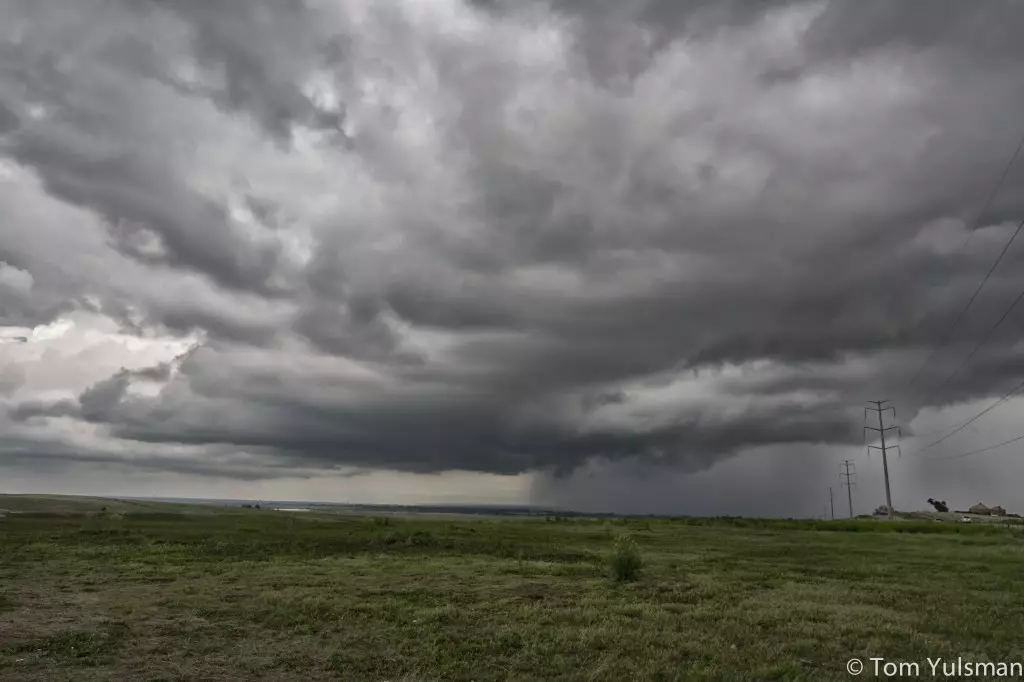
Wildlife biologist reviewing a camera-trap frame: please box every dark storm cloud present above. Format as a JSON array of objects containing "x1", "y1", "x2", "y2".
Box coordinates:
[
  {"x1": 8, "y1": 398, "x2": 79, "y2": 422},
  {"x1": 3, "y1": 0, "x2": 1024, "y2": 487},
  {"x1": 0, "y1": 430, "x2": 315, "y2": 482},
  {"x1": 131, "y1": 361, "x2": 174, "y2": 383},
  {"x1": 78, "y1": 370, "x2": 132, "y2": 421},
  {"x1": 9, "y1": 130, "x2": 285, "y2": 296},
  {"x1": 137, "y1": 0, "x2": 347, "y2": 141},
  {"x1": 803, "y1": 0, "x2": 1024, "y2": 65},
  {"x1": 0, "y1": 257, "x2": 74, "y2": 328}
]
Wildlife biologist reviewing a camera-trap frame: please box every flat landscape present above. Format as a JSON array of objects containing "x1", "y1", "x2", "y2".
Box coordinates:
[{"x1": 1, "y1": 496, "x2": 1023, "y2": 681}]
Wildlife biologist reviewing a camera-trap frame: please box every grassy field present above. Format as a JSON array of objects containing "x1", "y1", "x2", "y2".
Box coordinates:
[
  {"x1": 0, "y1": 494, "x2": 223, "y2": 515},
  {"x1": 1, "y1": 497, "x2": 1023, "y2": 680}
]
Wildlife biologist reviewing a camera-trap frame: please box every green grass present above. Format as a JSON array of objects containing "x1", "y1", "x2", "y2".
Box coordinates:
[
  {"x1": 0, "y1": 494, "x2": 221, "y2": 516},
  {"x1": 608, "y1": 533, "x2": 643, "y2": 582},
  {"x1": 1, "y1": 499, "x2": 1023, "y2": 680}
]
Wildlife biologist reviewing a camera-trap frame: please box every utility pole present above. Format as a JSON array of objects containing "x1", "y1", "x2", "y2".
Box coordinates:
[
  {"x1": 840, "y1": 460, "x2": 856, "y2": 518},
  {"x1": 864, "y1": 400, "x2": 901, "y2": 521},
  {"x1": 829, "y1": 487, "x2": 835, "y2": 520}
]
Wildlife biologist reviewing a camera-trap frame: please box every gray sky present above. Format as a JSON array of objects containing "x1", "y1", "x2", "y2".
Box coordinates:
[{"x1": 3, "y1": 0, "x2": 1024, "y2": 516}]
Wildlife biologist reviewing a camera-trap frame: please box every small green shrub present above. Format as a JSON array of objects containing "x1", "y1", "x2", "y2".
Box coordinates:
[
  {"x1": 609, "y1": 533, "x2": 643, "y2": 582},
  {"x1": 406, "y1": 530, "x2": 434, "y2": 547}
]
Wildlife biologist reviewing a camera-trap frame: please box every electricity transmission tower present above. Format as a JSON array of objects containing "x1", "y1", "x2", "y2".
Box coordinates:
[
  {"x1": 864, "y1": 400, "x2": 901, "y2": 521},
  {"x1": 840, "y1": 460, "x2": 856, "y2": 518}
]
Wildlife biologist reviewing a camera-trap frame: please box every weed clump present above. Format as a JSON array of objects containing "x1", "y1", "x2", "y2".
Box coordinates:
[{"x1": 609, "y1": 533, "x2": 643, "y2": 582}]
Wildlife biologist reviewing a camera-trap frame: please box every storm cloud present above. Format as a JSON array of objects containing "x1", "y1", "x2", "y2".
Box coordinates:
[{"x1": 3, "y1": 0, "x2": 1024, "y2": 512}]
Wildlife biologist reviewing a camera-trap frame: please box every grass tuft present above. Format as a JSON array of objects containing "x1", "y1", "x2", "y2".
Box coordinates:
[{"x1": 609, "y1": 533, "x2": 644, "y2": 582}]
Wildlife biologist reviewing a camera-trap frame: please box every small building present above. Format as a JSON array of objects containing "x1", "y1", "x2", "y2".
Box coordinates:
[
  {"x1": 990, "y1": 505, "x2": 1007, "y2": 516},
  {"x1": 969, "y1": 503, "x2": 991, "y2": 516}
]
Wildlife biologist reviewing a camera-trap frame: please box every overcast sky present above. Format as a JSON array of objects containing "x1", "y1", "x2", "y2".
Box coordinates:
[{"x1": 3, "y1": 0, "x2": 1024, "y2": 516}]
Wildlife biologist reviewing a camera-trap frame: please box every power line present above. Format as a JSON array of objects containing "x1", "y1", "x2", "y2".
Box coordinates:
[
  {"x1": 956, "y1": 131, "x2": 1024, "y2": 254},
  {"x1": 915, "y1": 215, "x2": 1024, "y2": 404},
  {"x1": 905, "y1": 216, "x2": 1024, "y2": 391},
  {"x1": 882, "y1": 129, "x2": 1024, "y2": 330},
  {"x1": 927, "y1": 431, "x2": 1024, "y2": 464},
  {"x1": 904, "y1": 226, "x2": 1024, "y2": 456},
  {"x1": 819, "y1": 126, "x2": 1024, "y2": 407},
  {"x1": 906, "y1": 415, "x2": 979, "y2": 440},
  {"x1": 913, "y1": 375, "x2": 1024, "y2": 455},
  {"x1": 900, "y1": 128, "x2": 1024, "y2": 393}
]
